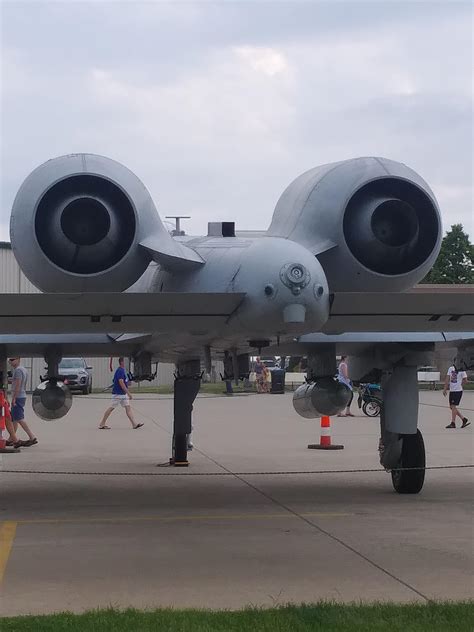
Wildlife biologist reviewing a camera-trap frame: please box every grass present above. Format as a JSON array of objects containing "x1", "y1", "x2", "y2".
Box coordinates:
[{"x1": 2, "y1": 602, "x2": 473, "y2": 632}]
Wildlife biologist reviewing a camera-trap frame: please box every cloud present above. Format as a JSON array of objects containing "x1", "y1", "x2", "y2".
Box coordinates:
[
  {"x1": 1, "y1": 1, "x2": 472, "y2": 241},
  {"x1": 233, "y1": 46, "x2": 290, "y2": 76}
]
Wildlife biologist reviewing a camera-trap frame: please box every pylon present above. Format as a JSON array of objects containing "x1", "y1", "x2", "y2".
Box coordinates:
[{"x1": 308, "y1": 415, "x2": 344, "y2": 450}]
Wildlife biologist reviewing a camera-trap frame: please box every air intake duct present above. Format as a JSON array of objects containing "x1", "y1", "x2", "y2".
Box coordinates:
[{"x1": 343, "y1": 178, "x2": 439, "y2": 276}]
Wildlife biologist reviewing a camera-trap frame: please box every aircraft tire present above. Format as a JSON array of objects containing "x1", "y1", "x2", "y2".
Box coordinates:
[{"x1": 391, "y1": 430, "x2": 425, "y2": 494}]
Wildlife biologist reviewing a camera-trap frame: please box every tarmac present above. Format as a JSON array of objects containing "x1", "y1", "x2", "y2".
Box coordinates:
[{"x1": 0, "y1": 390, "x2": 472, "y2": 616}]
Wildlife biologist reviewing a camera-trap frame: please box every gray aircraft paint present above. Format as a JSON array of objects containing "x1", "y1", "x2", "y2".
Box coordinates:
[
  {"x1": 5, "y1": 152, "x2": 472, "y2": 435},
  {"x1": 268, "y1": 157, "x2": 441, "y2": 292},
  {"x1": 10, "y1": 154, "x2": 203, "y2": 294}
]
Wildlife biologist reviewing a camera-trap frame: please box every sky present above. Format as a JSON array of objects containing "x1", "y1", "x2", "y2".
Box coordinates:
[{"x1": 1, "y1": 1, "x2": 472, "y2": 242}]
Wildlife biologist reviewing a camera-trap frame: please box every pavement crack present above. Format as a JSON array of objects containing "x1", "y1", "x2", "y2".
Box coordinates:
[{"x1": 195, "y1": 446, "x2": 432, "y2": 603}]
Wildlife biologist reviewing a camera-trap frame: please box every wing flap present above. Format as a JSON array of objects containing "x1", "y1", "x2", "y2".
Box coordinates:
[{"x1": 324, "y1": 288, "x2": 474, "y2": 333}]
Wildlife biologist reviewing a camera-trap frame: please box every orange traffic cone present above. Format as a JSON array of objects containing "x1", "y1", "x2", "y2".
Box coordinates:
[{"x1": 308, "y1": 415, "x2": 344, "y2": 450}]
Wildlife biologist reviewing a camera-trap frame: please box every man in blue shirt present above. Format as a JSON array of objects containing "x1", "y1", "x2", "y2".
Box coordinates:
[{"x1": 99, "y1": 357, "x2": 144, "y2": 430}]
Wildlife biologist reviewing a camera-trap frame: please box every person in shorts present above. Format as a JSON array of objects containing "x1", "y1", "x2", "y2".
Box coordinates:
[
  {"x1": 443, "y1": 364, "x2": 469, "y2": 429},
  {"x1": 337, "y1": 355, "x2": 354, "y2": 417},
  {"x1": 99, "y1": 357, "x2": 143, "y2": 429},
  {"x1": 8, "y1": 358, "x2": 37, "y2": 446},
  {"x1": 255, "y1": 358, "x2": 268, "y2": 394},
  {"x1": 2, "y1": 391, "x2": 22, "y2": 449}
]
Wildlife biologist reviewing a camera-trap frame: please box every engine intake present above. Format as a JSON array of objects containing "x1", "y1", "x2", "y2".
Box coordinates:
[
  {"x1": 35, "y1": 174, "x2": 137, "y2": 276},
  {"x1": 343, "y1": 179, "x2": 439, "y2": 276}
]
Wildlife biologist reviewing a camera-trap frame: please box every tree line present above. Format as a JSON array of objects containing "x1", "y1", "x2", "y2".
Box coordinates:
[{"x1": 423, "y1": 224, "x2": 474, "y2": 284}]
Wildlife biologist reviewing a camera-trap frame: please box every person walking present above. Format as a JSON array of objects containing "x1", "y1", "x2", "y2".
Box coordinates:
[
  {"x1": 444, "y1": 363, "x2": 470, "y2": 428},
  {"x1": 337, "y1": 355, "x2": 354, "y2": 417},
  {"x1": 223, "y1": 351, "x2": 234, "y2": 395},
  {"x1": 8, "y1": 358, "x2": 37, "y2": 446},
  {"x1": 99, "y1": 357, "x2": 144, "y2": 430},
  {"x1": 254, "y1": 358, "x2": 267, "y2": 394},
  {"x1": 2, "y1": 390, "x2": 22, "y2": 449}
]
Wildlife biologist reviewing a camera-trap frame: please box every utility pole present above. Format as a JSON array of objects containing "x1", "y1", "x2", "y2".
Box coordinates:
[{"x1": 165, "y1": 216, "x2": 191, "y2": 237}]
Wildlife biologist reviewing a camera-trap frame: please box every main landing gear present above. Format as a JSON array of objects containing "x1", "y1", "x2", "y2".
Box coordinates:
[
  {"x1": 390, "y1": 430, "x2": 426, "y2": 494},
  {"x1": 170, "y1": 360, "x2": 201, "y2": 467},
  {"x1": 379, "y1": 365, "x2": 426, "y2": 494}
]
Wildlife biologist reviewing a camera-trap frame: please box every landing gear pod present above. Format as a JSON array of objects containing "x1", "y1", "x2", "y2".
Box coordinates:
[
  {"x1": 293, "y1": 378, "x2": 351, "y2": 419},
  {"x1": 32, "y1": 381, "x2": 72, "y2": 420}
]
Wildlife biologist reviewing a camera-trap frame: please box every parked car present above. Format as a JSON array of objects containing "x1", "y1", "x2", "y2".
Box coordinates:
[{"x1": 43, "y1": 358, "x2": 93, "y2": 394}]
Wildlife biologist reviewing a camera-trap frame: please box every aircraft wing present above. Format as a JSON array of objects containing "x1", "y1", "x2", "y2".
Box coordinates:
[
  {"x1": 0, "y1": 333, "x2": 151, "y2": 357},
  {"x1": 0, "y1": 292, "x2": 246, "y2": 334},
  {"x1": 298, "y1": 332, "x2": 474, "y2": 345},
  {"x1": 267, "y1": 331, "x2": 474, "y2": 355},
  {"x1": 324, "y1": 286, "x2": 474, "y2": 333}
]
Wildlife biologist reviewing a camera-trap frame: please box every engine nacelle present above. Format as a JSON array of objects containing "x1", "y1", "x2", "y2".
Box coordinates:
[
  {"x1": 268, "y1": 157, "x2": 442, "y2": 292},
  {"x1": 10, "y1": 154, "x2": 194, "y2": 292},
  {"x1": 293, "y1": 378, "x2": 351, "y2": 419},
  {"x1": 32, "y1": 381, "x2": 72, "y2": 420}
]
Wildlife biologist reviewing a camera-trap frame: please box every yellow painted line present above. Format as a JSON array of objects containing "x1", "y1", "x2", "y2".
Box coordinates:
[
  {"x1": 0, "y1": 521, "x2": 17, "y2": 584},
  {"x1": 15, "y1": 512, "x2": 353, "y2": 526}
]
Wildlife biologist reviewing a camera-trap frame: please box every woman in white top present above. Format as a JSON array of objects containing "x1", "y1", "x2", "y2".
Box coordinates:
[
  {"x1": 443, "y1": 365, "x2": 469, "y2": 429},
  {"x1": 337, "y1": 356, "x2": 354, "y2": 417}
]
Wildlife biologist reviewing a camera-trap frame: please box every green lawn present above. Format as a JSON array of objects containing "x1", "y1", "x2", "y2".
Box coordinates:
[{"x1": 2, "y1": 602, "x2": 473, "y2": 632}]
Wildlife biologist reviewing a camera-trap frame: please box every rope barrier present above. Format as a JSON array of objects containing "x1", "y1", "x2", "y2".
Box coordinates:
[
  {"x1": 2, "y1": 396, "x2": 472, "y2": 477},
  {"x1": 0, "y1": 465, "x2": 472, "y2": 476},
  {"x1": 78, "y1": 394, "x2": 474, "y2": 413}
]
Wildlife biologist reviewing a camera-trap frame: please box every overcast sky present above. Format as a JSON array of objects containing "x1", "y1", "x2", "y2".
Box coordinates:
[{"x1": 1, "y1": 1, "x2": 472, "y2": 242}]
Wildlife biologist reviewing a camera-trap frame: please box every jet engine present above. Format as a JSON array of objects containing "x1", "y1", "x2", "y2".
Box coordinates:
[
  {"x1": 268, "y1": 157, "x2": 442, "y2": 292},
  {"x1": 293, "y1": 378, "x2": 351, "y2": 419},
  {"x1": 10, "y1": 154, "x2": 202, "y2": 292}
]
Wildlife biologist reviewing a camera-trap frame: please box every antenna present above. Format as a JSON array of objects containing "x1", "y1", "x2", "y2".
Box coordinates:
[{"x1": 165, "y1": 216, "x2": 191, "y2": 236}]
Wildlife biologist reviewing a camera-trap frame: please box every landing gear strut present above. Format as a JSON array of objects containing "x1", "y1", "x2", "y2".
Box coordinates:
[
  {"x1": 379, "y1": 364, "x2": 426, "y2": 494},
  {"x1": 171, "y1": 360, "x2": 201, "y2": 467}
]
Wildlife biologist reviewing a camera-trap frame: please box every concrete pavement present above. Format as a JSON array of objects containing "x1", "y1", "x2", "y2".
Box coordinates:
[{"x1": 0, "y1": 390, "x2": 472, "y2": 615}]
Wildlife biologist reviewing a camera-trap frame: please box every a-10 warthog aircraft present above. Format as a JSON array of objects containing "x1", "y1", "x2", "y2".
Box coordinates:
[{"x1": 1, "y1": 153, "x2": 473, "y2": 492}]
